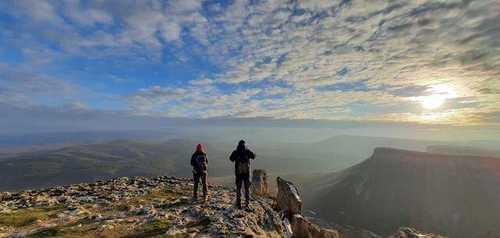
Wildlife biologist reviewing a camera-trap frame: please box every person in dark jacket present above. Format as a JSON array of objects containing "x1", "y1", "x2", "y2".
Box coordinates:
[
  {"x1": 229, "y1": 140, "x2": 256, "y2": 209},
  {"x1": 191, "y1": 144, "x2": 208, "y2": 202}
]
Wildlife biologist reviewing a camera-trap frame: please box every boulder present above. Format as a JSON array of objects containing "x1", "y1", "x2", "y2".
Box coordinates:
[
  {"x1": 320, "y1": 229, "x2": 340, "y2": 238},
  {"x1": 277, "y1": 177, "x2": 302, "y2": 217},
  {"x1": 251, "y1": 169, "x2": 269, "y2": 196},
  {"x1": 290, "y1": 214, "x2": 339, "y2": 238},
  {"x1": 389, "y1": 227, "x2": 445, "y2": 238},
  {"x1": 290, "y1": 214, "x2": 316, "y2": 238},
  {"x1": 334, "y1": 225, "x2": 381, "y2": 238},
  {"x1": 0, "y1": 192, "x2": 12, "y2": 201}
]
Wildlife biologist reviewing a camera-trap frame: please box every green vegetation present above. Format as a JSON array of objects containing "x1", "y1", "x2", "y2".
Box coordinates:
[
  {"x1": 134, "y1": 219, "x2": 172, "y2": 237},
  {"x1": 25, "y1": 228, "x2": 59, "y2": 238},
  {"x1": 0, "y1": 206, "x2": 62, "y2": 227},
  {"x1": 0, "y1": 211, "x2": 40, "y2": 227},
  {"x1": 117, "y1": 188, "x2": 178, "y2": 208}
]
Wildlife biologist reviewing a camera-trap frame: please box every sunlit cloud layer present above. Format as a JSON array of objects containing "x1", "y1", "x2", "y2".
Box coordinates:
[{"x1": 0, "y1": 0, "x2": 499, "y2": 125}]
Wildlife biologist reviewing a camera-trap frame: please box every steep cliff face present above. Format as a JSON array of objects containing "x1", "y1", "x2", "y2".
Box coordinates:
[
  {"x1": 0, "y1": 176, "x2": 284, "y2": 237},
  {"x1": 308, "y1": 147, "x2": 500, "y2": 238}
]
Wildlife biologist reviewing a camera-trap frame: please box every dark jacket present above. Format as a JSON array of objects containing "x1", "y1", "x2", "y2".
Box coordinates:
[
  {"x1": 230, "y1": 146, "x2": 255, "y2": 175},
  {"x1": 191, "y1": 151, "x2": 208, "y2": 173}
]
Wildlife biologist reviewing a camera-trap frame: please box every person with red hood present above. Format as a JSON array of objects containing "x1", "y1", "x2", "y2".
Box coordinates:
[{"x1": 191, "y1": 144, "x2": 208, "y2": 202}]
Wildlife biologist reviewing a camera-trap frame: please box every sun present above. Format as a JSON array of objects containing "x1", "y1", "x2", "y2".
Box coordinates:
[
  {"x1": 418, "y1": 84, "x2": 458, "y2": 110},
  {"x1": 421, "y1": 95, "x2": 445, "y2": 109}
]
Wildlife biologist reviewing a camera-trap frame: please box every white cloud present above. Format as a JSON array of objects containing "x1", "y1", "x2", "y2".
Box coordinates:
[
  {"x1": 2, "y1": 0, "x2": 499, "y2": 125},
  {"x1": 0, "y1": 64, "x2": 79, "y2": 106}
]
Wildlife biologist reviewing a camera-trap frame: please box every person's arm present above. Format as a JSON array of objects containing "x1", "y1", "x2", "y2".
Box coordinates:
[
  {"x1": 205, "y1": 154, "x2": 208, "y2": 164},
  {"x1": 229, "y1": 151, "x2": 236, "y2": 162},
  {"x1": 248, "y1": 149, "x2": 256, "y2": 160},
  {"x1": 190, "y1": 153, "x2": 195, "y2": 166}
]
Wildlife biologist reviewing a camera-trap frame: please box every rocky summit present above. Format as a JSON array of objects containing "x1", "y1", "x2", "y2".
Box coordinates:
[
  {"x1": 0, "y1": 176, "x2": 284, "y2": 238},
  {"x1": 0, "y1": 174, "x2": 447, "y2": 238}
]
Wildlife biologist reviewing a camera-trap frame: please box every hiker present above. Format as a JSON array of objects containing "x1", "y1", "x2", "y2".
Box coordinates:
[
  {"x1": 191, "y1": 144, "x2": 208, "y2": 202},
  {"x1": 229, "y1": 140, "x2": 256, "y2": 209}
]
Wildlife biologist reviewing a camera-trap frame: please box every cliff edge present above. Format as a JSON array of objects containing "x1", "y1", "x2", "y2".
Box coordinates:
[{"x1": 0, "y1": 176, "x2": 283, "y2": 237}]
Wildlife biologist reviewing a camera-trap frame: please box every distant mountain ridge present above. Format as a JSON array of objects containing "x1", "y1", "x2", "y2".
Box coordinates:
[
  {"x1": 0, "y1": 139, "x2": 233, "y2": 191},
  {"x1": 426, "y1": 144, "x2": 500, "y2": 158},
  {"x1": 2, "y1": 135, "x2": 497, "y2": 192},
  {"x1": 304, "y1": 147, "x2": 500, "y2": 238}
]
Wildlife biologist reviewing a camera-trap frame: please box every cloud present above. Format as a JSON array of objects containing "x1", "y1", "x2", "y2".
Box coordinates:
[
  {"x1": 0, "y1": 64, "x2": 79, "y2": 106},
  {"x1": 63, "y1": 0, "x2": 114, "y2": 26},
  {"x1": 0, "y1": 0, "x2": 499, "y2": 125}
]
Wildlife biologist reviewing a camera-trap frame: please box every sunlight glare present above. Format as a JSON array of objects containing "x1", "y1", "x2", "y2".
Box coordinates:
[
  {"x1": 418, "y1": 84, "x2": 458, "y2": 110},
  {"x1": 421, "y1": 95, "x2": 445, "y2": 109}
]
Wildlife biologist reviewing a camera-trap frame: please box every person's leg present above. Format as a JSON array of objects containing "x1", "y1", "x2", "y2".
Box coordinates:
[
  {"x1": 243, "y1": 174, "x2": 251, "y2": 207},
  {"x1": 193, "y1": 173, "x2": 200, "y2": 200},
  {"x1": 201, "y1": 172, "x2": 208, "y2": 200},
  {"x1": 235, "y1": 174, "x2": 243, "y2": 208}
]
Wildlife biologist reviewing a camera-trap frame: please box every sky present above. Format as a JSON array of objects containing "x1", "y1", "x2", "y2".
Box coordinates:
[{"x1": 0, "y1": 0, "x2": 499, "y2": 133}]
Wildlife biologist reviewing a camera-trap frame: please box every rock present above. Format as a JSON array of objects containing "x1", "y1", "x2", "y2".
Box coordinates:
[
  {"x1": 290, "y1": 214, "x2": 315, "y2": 237},
  {"x1": 290, "y1": 214, "x2": 339, "y2": 238},
  {"x1": 252, "y1": 169, "x2": 269, "y2": 197},
  {"x1": 0, "y1": 192, "x2": 12, "y2": 201},
  {"x1": 291, "y1": 214, "x2": 340, "y2": 238},
  {"x1": 334, "y1": 225, "x2": 381, "y2": 238},
  {"x1": 389, "y1": 227, "x2": 445, "y2": 238},
  {"x1": 276, "y1": 178, "x2": 344, "y2": 238},
  {"x1": 320, "y1": 229, "x2": 340, "y2": 238},
  {"x1": 0, "y1": 176, "x2": 288, "y2": 237},
  {"x1": 277, "y1": 177, "x2": 302, "y2": 217}
]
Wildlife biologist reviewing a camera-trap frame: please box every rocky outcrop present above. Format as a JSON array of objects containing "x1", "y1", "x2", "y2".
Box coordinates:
[
  {"x1": 389, "y1": 227, "x2": 446, "y2": 238},
  {"x1": 276, "y1": 176, "x2": 444, "y2": 238},
  {"x1": 277, "y1": 177, "x2": 338, "y2": 238},
  {"x1": 277, "y1": 177, "x2": 303, "y2": 218},
  {"x1": 0, "y1": 176, "x2": 285, "y2": 237},
  {"x1": 290, "y1": 214, "x2": 339, "y2": 238},
  {"x1": 252, "y1": 169, "x2": 269, "y2": 196}
]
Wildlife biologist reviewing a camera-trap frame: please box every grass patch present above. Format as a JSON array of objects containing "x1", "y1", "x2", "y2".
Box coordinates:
[
  {"x1": 130, "y1": 219, "x2": 171, "y2": 237},
  {"x1": 0, "y1": 209, "x2": 49, "y2": 227},
  {"x1": 25, "y1": 228, "x2": 59, "y2": 238},
  {"x1": 122, "y1": 188, "x2": 177, "y2": 208},
  {"x1": 152, "y1": 234, "x2": 190, "y2": 238},
  {"x1": 55, "y1": 223, "x2": 100, "y2": 238},
  {"x1": 114, "y1": 203, "x2": 129, "y2": 212}
]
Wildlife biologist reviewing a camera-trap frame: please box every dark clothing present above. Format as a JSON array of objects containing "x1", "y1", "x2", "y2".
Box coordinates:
[
  {"x1": 236, "y1": 173, "x2": 250, "y2": 207},
  {"x1": 191, "y1": 151, "x2": 208, "y2": 199},
  {"x1": 229, "y1": 146, "x2": 255, "y2": 208},
  {"x1": 229, "y1": 148, "x2": 255, "y2": 175},
  {"x1": 193, "y1": 172, "x2": 207, "y2": 199},
  {"x1": 191, "y1": 151, "x2": 208, "y2": 172}
]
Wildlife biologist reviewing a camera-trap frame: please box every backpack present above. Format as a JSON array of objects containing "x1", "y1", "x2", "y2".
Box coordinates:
[
  {"x1": 236, "y1": 151, "x2": 250, "y2": 175},
  {"x1": 193, "y1": 154, "x2": 207, "y2": 173}
]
